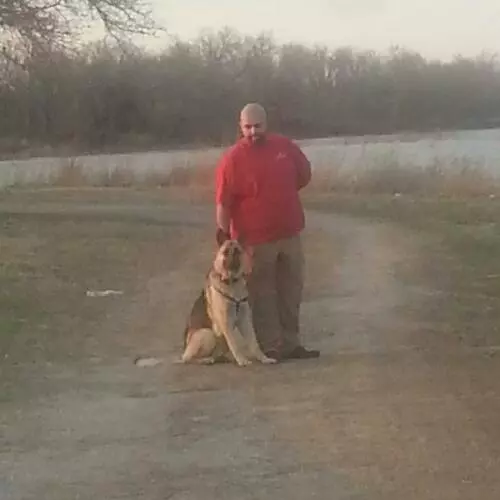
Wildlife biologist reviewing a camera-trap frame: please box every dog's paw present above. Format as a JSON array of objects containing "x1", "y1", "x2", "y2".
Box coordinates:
[
  {"x1": 236, "y1": 358, "x2": 252, "y2": 367},
  {"x1": 260, "y1": 356, "x2": 278, "y2": 364},
  {"x1": 199, "y1": 357, "x2": 216, "y2": 365}
]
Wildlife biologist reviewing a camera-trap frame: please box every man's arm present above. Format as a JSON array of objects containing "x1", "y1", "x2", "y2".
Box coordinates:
[
  {"x1": 216, "y1": 203, "x2": 231, "y2": 233},
  {"x1": 215, "y1": 152, "x2": 234, "y2": 239},
  {"x1": 288, "y1": 140, "x2": 312, "y2": 190}
]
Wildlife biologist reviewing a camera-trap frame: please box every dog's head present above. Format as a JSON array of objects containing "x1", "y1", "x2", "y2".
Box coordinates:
[{"x1": 213, "y1": 238, "x2": 252, "y2": 281}]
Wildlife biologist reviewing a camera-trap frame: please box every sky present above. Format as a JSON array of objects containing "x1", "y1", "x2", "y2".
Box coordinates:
[{"x1": 139, "y1": 0, "x2": 500, "y2": 61}]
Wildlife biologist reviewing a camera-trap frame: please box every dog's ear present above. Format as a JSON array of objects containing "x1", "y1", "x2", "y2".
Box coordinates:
[
  {"x1": 213, "y1": 244, "x2": 230, "y2": 281},
  {"x1": 216, "y1": 227, "x2": 230, "y2": 247}
]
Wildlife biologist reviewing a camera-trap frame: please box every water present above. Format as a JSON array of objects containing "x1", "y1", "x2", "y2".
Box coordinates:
[
  {"x1": 300, "y1": 128, "x2": 500, "y2": 173},
  {"x1": 1, "y1": 128, "x2": 499, "y2": 188}
]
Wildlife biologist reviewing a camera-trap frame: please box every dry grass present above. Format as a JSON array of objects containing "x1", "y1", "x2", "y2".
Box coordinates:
[
  {"x1": 48, "y1": 158, "x2": 215, "y2": 189},
  {"x1": 40, "y1": 154, "x2": 500, "y2": 200},
  {"x1": 307, "y1": 159, "x2": 500, "y2": 198},
  {"x1": 0, "y1": 199, "x2": 202, "y2": 391},
  {"x1": 306, "y1": 192, "x2": 500, "y2": 347}
]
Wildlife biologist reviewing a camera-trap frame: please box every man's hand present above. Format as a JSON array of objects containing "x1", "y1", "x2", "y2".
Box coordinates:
[
  {"x1": 216, "y1": 227, "x2": 231, "y2": 247},
  {"x1": 215, "y1": 203, "x2": 231, "y2": 247},
  {"x1": 216, "y1": 203, "x2": 231, "y2": 231},
  {"x1": 288, "y1": 140, "x2": 312, "y2": 190}
]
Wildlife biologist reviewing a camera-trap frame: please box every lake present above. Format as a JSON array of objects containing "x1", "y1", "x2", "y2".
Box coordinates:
[{"x1": 1, "y1": 128, "x2": 499, "y2": 188}]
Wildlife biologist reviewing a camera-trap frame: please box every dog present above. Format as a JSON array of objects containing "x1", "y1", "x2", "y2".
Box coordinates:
[{"x1": 179, "y1": 236, "x2": 277, "y2": 367}]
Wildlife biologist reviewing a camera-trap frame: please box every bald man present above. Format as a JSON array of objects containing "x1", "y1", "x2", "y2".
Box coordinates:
[{"x1": 215, "y1": 103, "x2": 320, "y2": 361}]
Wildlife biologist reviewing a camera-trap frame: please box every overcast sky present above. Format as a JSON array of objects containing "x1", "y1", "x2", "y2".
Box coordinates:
[{"x1": 142, "y1": 0, "x2": 500, "y2": 61}]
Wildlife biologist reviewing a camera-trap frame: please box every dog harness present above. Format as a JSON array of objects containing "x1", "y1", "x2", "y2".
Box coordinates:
[{"x1": 210, "y1": 285, "x2": 248, "y2": 313}]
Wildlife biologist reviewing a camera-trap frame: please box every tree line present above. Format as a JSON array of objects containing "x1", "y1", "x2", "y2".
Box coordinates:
[{"x1": 1, "y1": 27, "x2": 500, "y2": 155}]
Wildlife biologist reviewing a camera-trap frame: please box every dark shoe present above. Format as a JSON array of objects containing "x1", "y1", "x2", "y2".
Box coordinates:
[
  {"x1": 264, "y1": 349, "x2": 282, "y2": 362},
  {"x1": 283, "y1": 346, "x2": 320, "y2": 360}
]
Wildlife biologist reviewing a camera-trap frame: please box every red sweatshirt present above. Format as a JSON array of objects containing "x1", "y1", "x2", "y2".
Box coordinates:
[{"x1": 216, "y1": 133, "x2": 311, "y2": 246}]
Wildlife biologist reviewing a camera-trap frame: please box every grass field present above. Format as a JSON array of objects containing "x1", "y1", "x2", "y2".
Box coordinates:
[
  {"x1": 2, "y1": 184, "x2": 499, "y2": 373},
  {"x1": 305, "y1": 193, "x2": 500, "y2": 347},
  {"x1": 0, "y1": 189, "x2": 210, "y2": 400},
  {"x1": 1, "y1": 173, "x2": 500, "y2": 499}
]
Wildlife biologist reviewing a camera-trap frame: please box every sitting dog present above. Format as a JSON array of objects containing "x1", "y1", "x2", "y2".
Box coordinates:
[{"x1": 180, "y1": 236, "x2": 277, "y2": 367}]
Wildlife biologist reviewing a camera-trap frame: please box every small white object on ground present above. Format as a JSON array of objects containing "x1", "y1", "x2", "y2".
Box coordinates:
[
  {"x1": 86, "y1": 290, "x2": 124, "y2": 297},
  {"x1": 134, "y1": 357, "x2": 163, "y2": 368}
]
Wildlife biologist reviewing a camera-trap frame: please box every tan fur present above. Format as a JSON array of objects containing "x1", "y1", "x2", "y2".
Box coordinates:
[{"x1": 180, "y1": 240, "x2": 276, "y2": 367}]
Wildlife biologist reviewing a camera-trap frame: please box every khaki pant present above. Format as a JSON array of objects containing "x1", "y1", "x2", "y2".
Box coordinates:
[{"x1": 246, "y1": 234, "x2": 304, "y2": 356}]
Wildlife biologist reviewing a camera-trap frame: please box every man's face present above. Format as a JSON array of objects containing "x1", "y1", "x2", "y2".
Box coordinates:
[{"x1": 240, "y1": 112, "x2": 267, "y2": 143}]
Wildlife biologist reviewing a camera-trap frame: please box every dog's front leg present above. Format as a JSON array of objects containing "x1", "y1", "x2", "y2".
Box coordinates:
[
  {"x1": 238, "y1": 304, "x2": 277, "y2": 364},
  {"x1": 214, "y1": 307, "x2": 252, "y2": 367}
]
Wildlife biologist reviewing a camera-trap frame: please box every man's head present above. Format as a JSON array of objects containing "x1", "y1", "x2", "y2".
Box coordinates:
[{"x1": 239, "y1": 103, "x2": 267, "y2": 143}]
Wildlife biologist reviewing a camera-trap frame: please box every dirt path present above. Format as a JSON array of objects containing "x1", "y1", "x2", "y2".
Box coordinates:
[{"x1": 1, "y1": 204, "x2": 500, "y2": 499}]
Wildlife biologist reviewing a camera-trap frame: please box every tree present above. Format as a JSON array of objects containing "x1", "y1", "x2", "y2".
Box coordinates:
[
  {"x1": 1, "y1": 27, "x2": 500, "y2": 152},
  {"x1": 0, "y1": 0, "x2": 158, "y2": 61}
]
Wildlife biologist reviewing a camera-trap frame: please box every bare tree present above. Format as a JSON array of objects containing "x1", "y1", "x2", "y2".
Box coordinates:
[
  {"x1": 1, "y1": 27, "x2": 500, "y2": 155},
  {"x1": 0, "y1": 0, "x2": 158, "y2": 61}
]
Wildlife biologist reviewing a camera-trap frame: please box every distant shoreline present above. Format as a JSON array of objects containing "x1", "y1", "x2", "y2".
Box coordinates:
[{"x1": 1, "y1": 126, "x2": 499, "y2": 164}]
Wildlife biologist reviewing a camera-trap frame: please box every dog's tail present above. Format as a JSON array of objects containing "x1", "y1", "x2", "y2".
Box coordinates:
[{"x1": 182, "y1": 325, "x2": 189, "y2": 350}]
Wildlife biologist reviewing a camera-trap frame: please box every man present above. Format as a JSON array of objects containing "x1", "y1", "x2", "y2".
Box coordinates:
[{"x1": 214, "y1": 102, "x2": 320, "y2": 361}]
